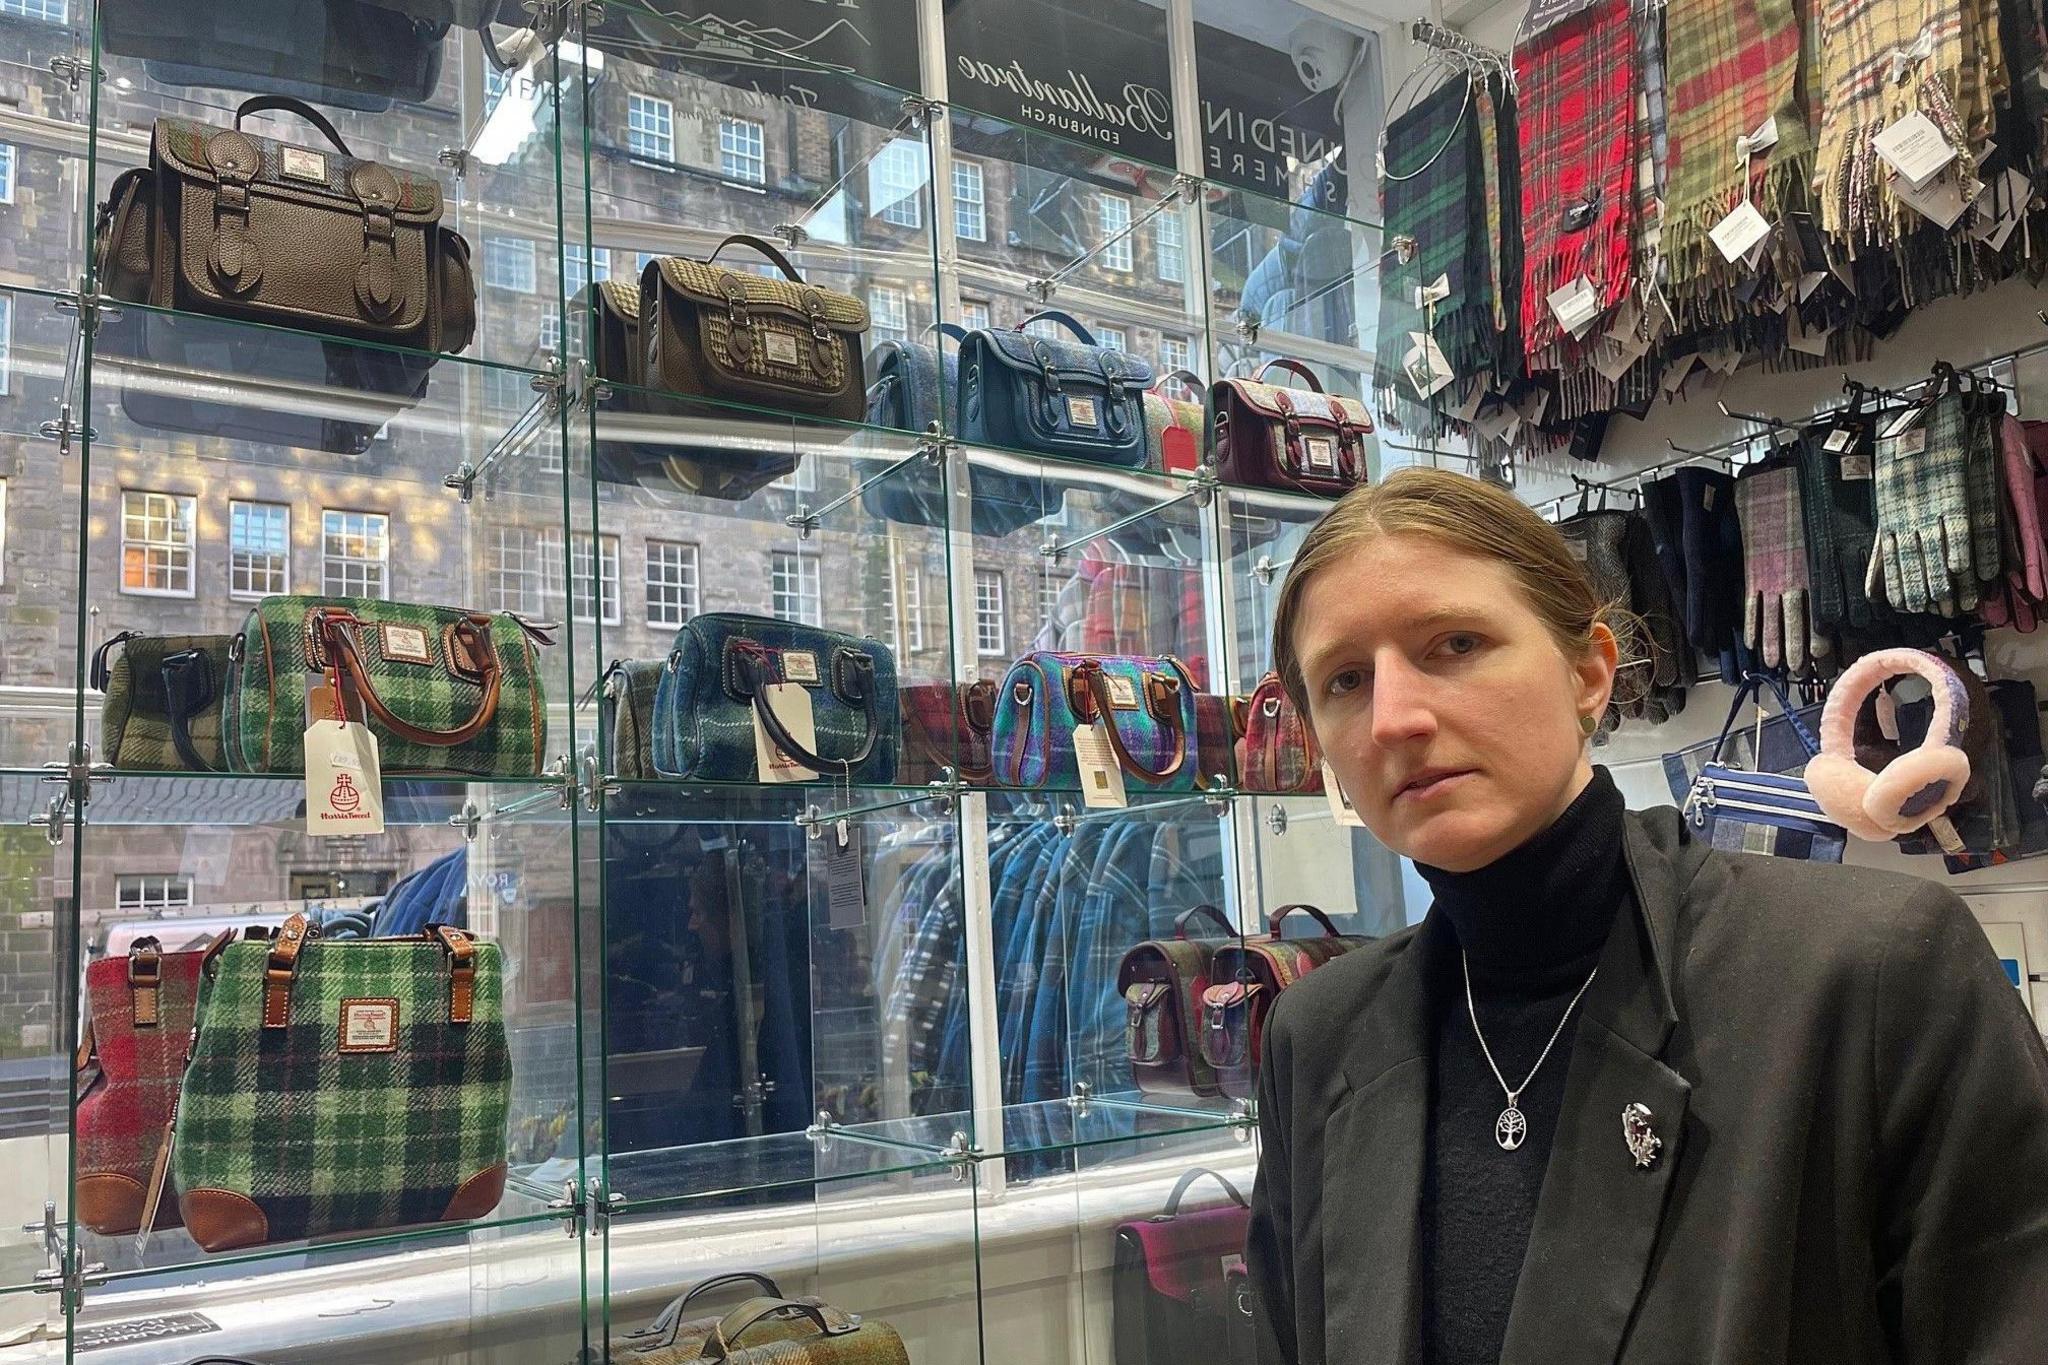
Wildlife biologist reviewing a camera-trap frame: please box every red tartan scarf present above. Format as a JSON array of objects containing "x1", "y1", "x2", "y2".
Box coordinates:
[{"x1": 1514, "y1": 0, "x2": 1640, "y2": 370}]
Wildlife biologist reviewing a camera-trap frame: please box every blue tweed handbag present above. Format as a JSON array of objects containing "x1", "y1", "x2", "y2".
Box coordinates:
[
  {"x1": 1674, "y1": 674, "x2": 1845, "y2": 862},
  {"x1": 652, "y1": 614, "x2": 899, "y2": 784},
  {"x1": 958, "y1": 311, "x2": 1153, "y2": 468}
]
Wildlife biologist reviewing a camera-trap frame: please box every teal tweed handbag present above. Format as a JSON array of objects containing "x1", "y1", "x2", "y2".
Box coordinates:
[{"x1": 988, "y1": 652, "x2": 1201, "y2": 791}]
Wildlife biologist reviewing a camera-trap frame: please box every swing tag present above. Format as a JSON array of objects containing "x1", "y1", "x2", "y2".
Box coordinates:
[
  {"x1": 1322, "y1": 763, "x2": 1367, "y2": 828},
  {"x1": 824, "y1": 821, "x2": 868, "y2": 930},
  {"x1": 1546, "y1": 276, "x2": 1602, "y2": 337},
  {"x1": 1873, "y1": 111, "x2": 1956, "y2": 189},
  {"x1": 1073, "y1": 724, "x2": 1128, "y2": 809},
  {"x1": 753, "y1": 684, "x2": 820, "y2": 782},
  {"x1": 1710, "y1": 200, "x2": 1772, "y2": 263},
  {"x1": 305, "y1": 720, "x2": 385, "y2": 836}
]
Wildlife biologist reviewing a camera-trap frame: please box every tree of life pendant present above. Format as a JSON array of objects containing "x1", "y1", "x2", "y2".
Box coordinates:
[{"x1": 1495, "y1": 1104, "x2": 1527, "y2": 1151}]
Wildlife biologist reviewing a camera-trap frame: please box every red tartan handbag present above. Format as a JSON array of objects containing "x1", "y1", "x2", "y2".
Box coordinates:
[
  {"x1": 1195, "y1": 692, "x2": 1248, "y2": 788},
  {"x1": 1111, "y1": 1168, "x2": 1254, "y2": 1365},
  {"x1": 75, "y1": 935, "x2": 223, "y2": 1234},
  {"x1": 1212, "y1": 360, "x2": 1372, "y2": 497},
  {"x1": 898, "y1": 679, "x2": 996, "y2": 786},
  {"x1": 1116, "y1": 904, "x2": 1238, "y2": 1101},
  {"x1": 1235, "y1": 672, "x2": 1321, "y2": 794},
  {"x1": 1202, "y1": 905, "x2": 1370, "y2": 1099}
]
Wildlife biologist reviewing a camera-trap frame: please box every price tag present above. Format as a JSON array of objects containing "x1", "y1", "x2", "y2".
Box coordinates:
[
  {"x1": 1873, "y1": 111, "x2": 1957, "y2": 189},
  {"x1": 1742, "y1": 114, "x2": 1780, "y2": 157},
  {"x1": 1402, "y1": 331, "x2": 1454, "y2": 398},
  {"x1": 1797, "y1": 270, "x2": 1828, "y2": 302},
  {"x1": 1415, "y1": 273, "x2": 1451, "y2": 307},
  {"x1": 1710, "y1": 200, "x2": 1773, "y2": 263},
  {"x1": 1592, "y1": 330, "x2": 1651, "y2": 383},
  {"x1": 1890, "y1": 169, "x2": 1974, "y2": 229},
  {"x1": 305, "y1": 720, "x2": 385, "y2": 836},
  {"x1": 1879, "y1": 403, "x2": 1928, "y2": 439},
  {"x1": 753, "y1": 683, "x2": 820, "y2": 782},
  {"x1": 1661, "y1": 353, "x2": 1699, "y2": 395},
  {"x1": 1891, "y1": 427, "x2": 1928, "y2": 458},
  {"x1": 1823, "y1": 427, "x2": 1855, "y2": 453},
  {"x1": 1073, "y1": 723, "x2": 1128, "y2": 809},
  {"x1": 1787, "y1": 311, "x2": 1832, "y2": 357},
  {"x1": 1546, "y1": 276, "x2": 1603, "y2": 338},
  {"x1": 1840, "y1": 453, "x2": 1874, "y2": 480},
  {"x1": 824, "y1": 821, "x2": 868, "y2": 930},
  {"x1": 1451, "y1": 374, "x2": 1492, "y2": 422},
  {"x1": 1321, "y1": 763, "x2": 1366, "y2": 828}
]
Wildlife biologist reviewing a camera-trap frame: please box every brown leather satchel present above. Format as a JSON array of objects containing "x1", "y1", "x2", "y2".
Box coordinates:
[
  {"x1": 641, "y1": 235, "x2": 870, "y2": 421},
  {"x1": 95, "y1": 96, "x2": 476, "y2": 356},
  {"x1": 689, "y1": 1297, "x2": 907, "y2": 1365}
]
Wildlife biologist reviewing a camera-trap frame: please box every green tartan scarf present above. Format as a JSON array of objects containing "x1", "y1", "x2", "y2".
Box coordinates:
[{"x1": 1662, "y1": 0, "x2": 1813, "y2": 315}]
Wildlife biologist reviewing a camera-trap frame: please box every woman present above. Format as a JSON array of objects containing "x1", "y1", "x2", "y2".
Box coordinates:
[{"x1": 1246, "y1": 468, "x2": 2048, "y2": 1364}]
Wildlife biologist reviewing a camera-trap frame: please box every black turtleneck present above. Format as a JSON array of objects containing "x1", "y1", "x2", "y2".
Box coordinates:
[{"x1": 1413, "y1": 766, "x2": 1632, "y2": 1365}]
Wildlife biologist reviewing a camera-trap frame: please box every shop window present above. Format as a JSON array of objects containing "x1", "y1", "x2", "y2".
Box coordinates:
[
  {"x1": 565, "y1": 243, "x2": 611, "y2": 296},
  {"x1": 488, "y1": 524, "x2": 551, "y2": 617},
  {"x1": 120, "y1": 490, "x2": 196, "y2": 598},
  {"x1": 115, "y1": 873, "x2": 192, "y2": 917},
  {"x1": 645, "y1": 540, "x2": 700, "y2": 628},
  {"x1": 869, "y1": 286, "x2": 909, "y2": 345},
  {"x1": 884, "y1": 564, "x2": 925, "y2": 652},
  {"x1": 1097, "y1": 326, "x2": 1128, "y2": 354},
  {"x1": 571, "y1": 532, "x2": 622, "y2": 625},
  {"x1": 975, "y1": 569, "x2": 1006, "y2": 655},
  {"x1": 321, "y1": 509, "x2": 389, "y2": 599},
  {"x1": 953, "y1": 158, "x2": 986, "y2": 242},
  {"x1": 485, "y1": 236, "x2": 537, "y2": 293},
  {"x1": 1154, "y1": 207, "x2": 1185, "y2": 284},
  {"x1": 228, "y1": 500, "x2": 289, "y2": 599},
  {"x1": 959, "y1": 299, "x2": 991, "y2": 332}
]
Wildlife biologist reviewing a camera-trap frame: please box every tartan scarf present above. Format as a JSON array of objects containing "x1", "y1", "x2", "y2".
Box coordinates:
[
  {"x1": 1662, "y1": 0, "x2": 1812, "y2": 314},
  {"x1": 1514, "y1": 0, "x2": 1639, "y2": 375},
  {"x1": 1374, "y1": 72, "x2": 1492, "y2": 432},
  {"x1": 1474, "y1": 72, "x2": 1524, "y2": 377}
]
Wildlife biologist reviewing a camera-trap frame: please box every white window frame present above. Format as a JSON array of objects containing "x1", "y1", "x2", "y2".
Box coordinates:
[
  {"x1": 115, "y1": 873, "x2": 193, "y2": 917},
  {"x1": 119, "y1": 490, "x2": 197, "y2": 599},
  {"x1": 959, "y1": 300, "x2": 991, "y2": 332},
  {"x1": 644, "y1": 540, "x2": 700, "y2": 629},
  {"x1": 227, "y1": 500, "x2": 290, "y2": 600},
  {"x1": 869, "y1": 138, "x2": 925, "y2": 229},
  {"x1": 564, "y1": 243, "x2": 611, "y2": 296},
  {"x1": 1153, "y1": 206, "x2": 1185, "y2": 284},
  {"x1": 771, "y1": 550, "x2": 823, "y2": 627},
  {"x1": 321, "y1": 510, "x2": 390, "y2": 600},
  {"x1": 952, "y1": 157, "x2": 986, "y2": 242},
  {"x1": 0, "y1": 291, "x2": 12, "y2": 396},
  {"x1": 571, "y1": 532, "x2": 622, "y2": 626},
  {"x1": 1099, "y1": 194, "x2": 1134, "y2": 273},
  {"x1": 488, "y1": 524, "x2": 551, "y2": 617},
  {"x1": 719, "y1": 116, "x2": 766, "y2": 186},
  {"x1": 0, "y1": 143, "x2": 16, "y2": 205},
  {"x1": 627, "y1": 93, "x2": 675, "y2": 166},
  {"x1": 1096, "y1": 326, "x2": 1128, "y2": 354},
  {"x1": 884, "y1": 563, "x2": 925, "y2": 653},
  {"x1": 1038, "y1": 571, "x2": 1060, "y2": 628},
  {"x1": 974, "y1": 569, "x2": 1006, "y2": 656},
  {"x1": 484, "y1": 236, "x2": 537, "y2": 294},
  {"x1": 869, "y1": 285, "x2": 909, "y2": 345},
  {"x1": 0, "y1": 0, "x2": 67, "y2": 21}
]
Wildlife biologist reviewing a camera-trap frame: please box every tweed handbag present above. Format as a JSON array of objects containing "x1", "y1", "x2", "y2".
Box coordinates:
[
  {"x1": 898, "y1": 679, "x2": 996, "y2": 786},
  {"x1": 958, "y1": 311, "x2": 1154, "y2": 467},
  {"x1": 1235, "y1": 672, "x2": 1321, "y2": 794},
  {"x1": 1116, "y1": 904, "x2": 1238, "y2": 1101},
  {"x1": 75, "y1": 936, "x2": 225, "y2": 1235},
  {"x1": 1202, "y1": 905, "x2": 1369, "y2": 1098},
  {"x1": 1673, "y1": 675, "x2": 1846, "y2": 863},
  {"x1": 224, "y1": 596, "x2": 551, "y2": 778},
  {"x1": 1111, "y1": 1168, "x2": 1254, "y2": 1365},
  {"x1": 1212, "y1": 360, "x2": 1372, "y2": 497},
  {"x1": 602, "y1": 658, "x2": 665, "y2": 781},
  {"x1": 611, "y1": 1274, "x2": 833, "y2": 1363},
  {"x1": 641, "y1": 235, "x2": 870, "y2": 422},
  {"x1": 1143, "y1": 371, "x2": 1209, "y2": 477},
  {"x1": 93, "y1": 631, "x2": 235, "y2": 772},
  {"x1": 652, "y1": 613, "x2": 899, "y2": 785},
  {"x1": 685, "y1": 1297, "x2": 906, "y2": 1365},
  {"x1": 865, "y1": 325, "x2": 966, "y2": 435},
  {"x1": 94, "y1": 97, "x2": 476, "y2": 356},
  {"x1": 989, "y1": 651, "x2": 1201, "y2": 792},
  {"x1": 170, "y1": 913, "x2": 511, "y2": 1251}
]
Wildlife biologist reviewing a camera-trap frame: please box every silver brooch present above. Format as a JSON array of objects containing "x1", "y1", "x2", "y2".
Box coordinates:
[{"x1": 1622, "y1": 1102, "x2": 1661, "y2": 1169}]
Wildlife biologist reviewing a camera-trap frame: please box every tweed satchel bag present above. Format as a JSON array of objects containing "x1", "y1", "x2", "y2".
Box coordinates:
[
  {"x1": 642, "y1": 235, "x2": 870, "y2": 422},
  {"x1": 1143, "y1": 370, "x2": 1209, "y2": 477},
  {"x1": 686, "y1": 1297, "x2": 907, "y2": 1365},
  {"x1": 93, "y1": 631, "x2": 235, "y2": 772},
  {"x1": 601, "y1": 658, "x2": 666, "y2": 781},
  {"x1": 611, "y1": 1274, "x2": 836, "y2": 1363},
  {"x1": 989, "y1": 652, "x2": 1201, "y2": 792},
  {"x1": 94, "y1": 97, "x2": 476, "y2": 356},
  {"x1": 1235, "y1": 672, "x2": 1322, "y2": 794},
  {"x1": 652, "y1": 613, "x2": 899, "y2": 785},
  {"x1": 169, "y1": 913, "x2": 511, "y2": 1251},
  {"x1": 1115, "y1": 904, "x2": 1238, "y2": 1101},
  {"x1": 75, "y1": 935, "x2": 228, "y2": 1235},
  {"x1": 1212, "y1": 360, "x2": 1372, "y2": 497},
  {"x1": 224, "y1": 596, "x2": 551, "y2": 778},
  {"x1": 1111, "y1": 1168, "x2": 1254, "y2": 1365},
  {"x1": 958, "y1": 310, "x2": 1154, "y2": 467},
  {"x1": 1201, "y1": 905, "x2": 1368, "y2": 1099}
]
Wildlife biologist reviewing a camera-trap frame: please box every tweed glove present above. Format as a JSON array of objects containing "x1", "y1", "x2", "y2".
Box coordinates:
[
  {"x1": 1736, "y1": 460, "x2": 1829, "y2": 672},
  {"x1": 1980, "y1": 413, "x2": 2047, "y2": 632},
  {"x1": 1795, "y1": 418, "x2": 1883, "y2": 634},
  {"x1": 1867, "y1": 394, "x2": 1990, "y2": 617}
]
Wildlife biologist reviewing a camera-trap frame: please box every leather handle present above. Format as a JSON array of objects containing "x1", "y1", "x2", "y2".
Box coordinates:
[
  {"x1": 1174, "y1": 903, "x2": 1235, "y2": 940},
  {"x1": 742, "y1": 652, "x2": 879, "y2": 776},
  {"x1": 636, "y1": 1272, "x2": 788, "y2": 1347},
  {"x1": 1016, "y1": 309, "x2": 1097, "y2": 346},
  {"x1": 1163, "y1": 1166, "x2": 1249, "y2": 1215},
  {"x1": 679, "y1": 1272, "x2": 784, "y2": 1315},
  {"x1": 1267, "y1": 903, "x2": 1341, "y2": 937},
  {"x1": 1076, "y1": 662, "x2": 1187, "y2": 784},
  {"x1": 235, "y1": 96, "x2": 354, "y2": 157},
  {"x1": 90, "y1": 630, "x2": 137, "y2": 693},
  {"x1": 701, "y1": 1298, "x2": 856, "y2": 1361},
  {"x1": 321, "y1": 613, "x2": 502, "y2": 750},
  {"x1": 1151, "y1": 368, "x2": 1208, "y2": 394},
  {"x1": 923, "y1": 321, "x2": 971, "y2": 344},
  {"x1": 161, "y1": 649, "x2": 217, "y2": 773},
  {"x1": 1256, "y1": 358, "x2": 1325, "y2": 391},
  {"x1": 708, "y1": 234, "x2": 807, "y2": 284}
]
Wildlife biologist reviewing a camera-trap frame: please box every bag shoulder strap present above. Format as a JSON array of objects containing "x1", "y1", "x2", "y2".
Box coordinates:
[
  {"x1": 235, "y1": 96, "x2": 353, "y2": 156},
  {"x1": 707, "y1": 234, "x2": 806, "y2": 283},
  {"x1": 1016, "y1": 309, "x2": 1096, "y2": 346},
  {"x1": 1162, "y1": 1167, "x2": 1248, "y2": 1215}
]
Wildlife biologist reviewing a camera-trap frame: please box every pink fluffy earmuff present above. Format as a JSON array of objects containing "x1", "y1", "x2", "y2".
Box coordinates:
[{"x1": 1805, "y1": 649, "x2": 1973, "y2": 844}]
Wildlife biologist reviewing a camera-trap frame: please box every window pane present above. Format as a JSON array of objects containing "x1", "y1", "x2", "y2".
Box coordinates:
[
  {"x1": 0, "y1": 0, "x2": 67, "y2": 21},
  {"x1": 960, "y1": 300, "x2": 991, "y2": 331},
  {"x1": 0, "y1": 143, "x2": 15, "y2": 204},
  {"x1": 720, "y1": 117, "x2": 766, "y2": 185},
  {"x1": 952, "y1": 158, "x2": 985, "y2": 242},
  {"x1": 869, "y1": 287, "x2": 909, "y2": 345},
  {"x1": 975, "y1": 569, "x2": 1005, "y2": 655},
  {"x1": 485, "y1": 237, "x2": 537, "y2": 293},
  {"x1": 488, "y1": 525, "x2": 549, "y2": 616},
  {"x1": 1154, "y1": 208, "x2": 1185, "y2": 284},
  {"x1": 0, "y1": 293, "x2": 11, "y2": 397},
  {"x1": 571, "y1": 533, "x2": 621, "y2": 625},
  {"x1": 1100, "y1": 195, "x2": 1133, "y2": 272},
  {"x1": 229, "y1": 501, "x2": 290, "y2": 598},
  {"x1": 771, "y1": 551, "x2": 822, "y2": 627},
  {"x1": 115, "y1": 873, "x2": 192, "y2": 915},
  {"x1": 645, "y1": 541, "x2": 700, "y2": 628},
  {"x1": 120, "y1": 491, "x2": 196, "y2": 597},
  {"x1": 628, "y1": 94, "x2": 675, "y2": 164},
  {"x1": 869, "y1": 138, "x2": 925, "y2": 229},
  {"x1": 1096, "y1": 326, "x2": 1127, "y2": 354},
  {"x1": 322, "y1": 510, "x2": 389, "y2": 599}
]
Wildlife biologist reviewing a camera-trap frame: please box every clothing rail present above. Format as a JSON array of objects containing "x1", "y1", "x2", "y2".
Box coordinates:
[{"x1": 1409, "y1": 19, "x2": 1509, "y2": 72}]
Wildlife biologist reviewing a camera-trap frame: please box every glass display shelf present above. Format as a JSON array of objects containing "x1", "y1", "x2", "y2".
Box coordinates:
[
  {"x1": 0, "y1": 771, "x2": 575, "y2": 829},
  {"x1": 603, "y1": 1116, "x2": 965, "y2": 1214}
]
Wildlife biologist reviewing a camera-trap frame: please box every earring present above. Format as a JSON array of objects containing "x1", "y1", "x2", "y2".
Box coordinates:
[{"x1": 1579, "y1": 713, "x2": 1598, "y2": 736}]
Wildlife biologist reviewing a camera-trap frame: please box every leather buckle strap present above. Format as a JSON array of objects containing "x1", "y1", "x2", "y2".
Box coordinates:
[
  {"x1": 263, "y1": 913, "x2": 313, "y2": 1029},
  {"x1": 431, "y1": 925, "x2": 477, "y2": 1024},
  {"x1": 128, "y1": 937, "x2": 163, "y2": 1028},
  {"x1": 738, "y1": 647, "x2": 879, "y2": 776},
  {"x1": 1074, "y1": 661, "x2": 1189, "y2": 784}
]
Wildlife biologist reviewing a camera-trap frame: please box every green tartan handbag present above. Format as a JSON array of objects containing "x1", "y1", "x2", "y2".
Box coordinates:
[
  {"x1": 93, "y1": 631, "x2": 235, "y2": 771},
  {"x1": 170, "y1": 913, "x2": 511, "y2": 1251},
  {"x1": 223, "y1": 596, "x2": 551, "y2": 777}
]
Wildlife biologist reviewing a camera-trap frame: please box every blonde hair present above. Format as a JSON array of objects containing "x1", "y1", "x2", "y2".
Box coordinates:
[{"x1": 1270, "y1": 467, "x2": 1642, "y2": 718}]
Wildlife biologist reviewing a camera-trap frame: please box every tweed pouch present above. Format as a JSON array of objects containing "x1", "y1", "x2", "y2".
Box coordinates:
[
  {"x1": 1200, "y1": 905, "x2": 1368, "y2": 1099},
  {"x1": 76, "y1": 937, "x2": 220, "y2": 1234},
  {"x1": 171, "y1": 914, "x2": 511, "y2": 1251},
  {"x1": 687, "y1": 1297, "x2": 906, "y2": 1365},
  {"x1": 642, "y1": 235, "x2": 869, "y2": 422},
  {"x1": 1115, "y1": 904, "x2": 1237, "y2": 1101},
  {"x1": 1236, "y1": 673, "x2": 1322, "y2": 794},
  {"x1": 654, "y1": 613, "x2": 899, "y2": 784},
  {"x1": 989, "y1": 651, "x2": 1201, "y2": 792},
  {"x1": 603, "y1": 658, "x2": 665, "y2": 781},
  {"x1": 223, "y1": 595, "x2": 550, "y2": 777},
  {"x1": 94, "y1": 631, "x2": 235, "y2": 771},
  {"x1": 898, "y1": 680, "x2": 995, "y2": 786},
  {"x1": 958, "y1": 311, "x2": 1154, "y2": 467},
  {"x1": 1212, "y1": 362, "x2": 1372, "y2": 497}
]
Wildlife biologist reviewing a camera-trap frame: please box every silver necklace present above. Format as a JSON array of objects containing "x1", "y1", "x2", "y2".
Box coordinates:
[{"x1": 1462, "y1": 951, "x2": 1599, "y2": 1152}]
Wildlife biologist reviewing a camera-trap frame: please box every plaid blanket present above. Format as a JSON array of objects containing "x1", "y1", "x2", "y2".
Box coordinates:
[
  {"x1": 1514, "y1": 0, "x2": 1639, "y2": 371},
  {"x1": 1662, "y1": 0, "x2": 1812, "y2": 313}
]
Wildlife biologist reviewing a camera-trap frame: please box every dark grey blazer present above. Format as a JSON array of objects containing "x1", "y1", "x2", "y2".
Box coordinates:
[{"x1": 1247, "y1": 805, "x2": 2048, "y2": 1364}]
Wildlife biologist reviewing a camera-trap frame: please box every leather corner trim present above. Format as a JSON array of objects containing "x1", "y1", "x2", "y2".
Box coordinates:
[
  {"x1": 441, "y1": 1162, "x2": 507, "y2": 1223},
  {"x1": 76, "y1": 1172, "x2": 147, "y2": 1236},
  {"x1": 180, "y1": 1187, "x2": 269, "y2": 1252}
]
